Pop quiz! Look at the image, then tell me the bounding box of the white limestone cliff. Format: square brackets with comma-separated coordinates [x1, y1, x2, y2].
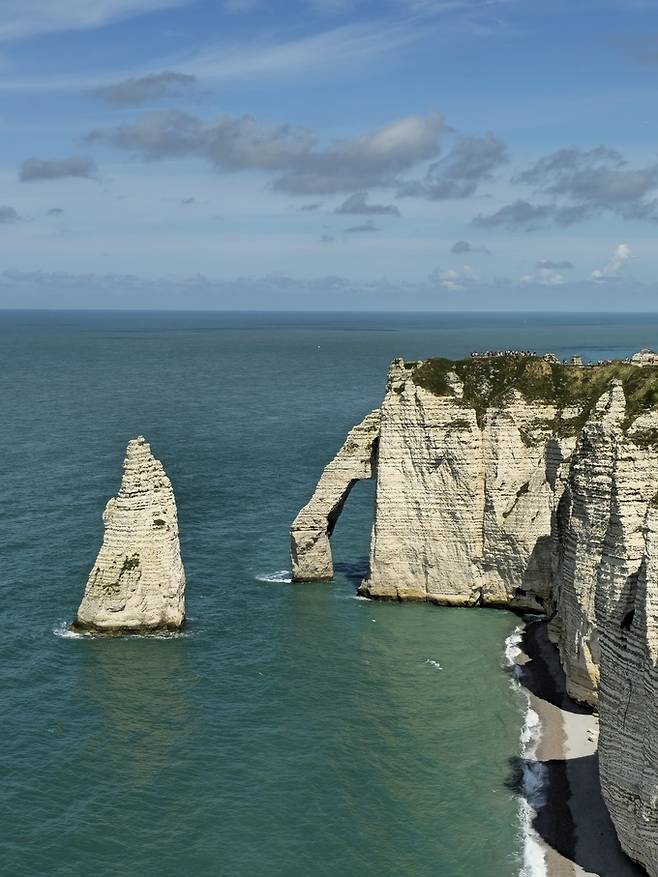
[550, 382, 626, 705]
[290, 354, 658, 875]
[357, 360, 574, 609]
[73, 436, 186, 634]
[290, 409, 380, 581]
[551, 399, 658, 707]
[360, 359, 485, 603]
[599, 501, 658, 877]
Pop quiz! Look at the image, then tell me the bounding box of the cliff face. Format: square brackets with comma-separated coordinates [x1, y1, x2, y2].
[358, 359, 576, 608]
[361, 360, 486, 604]
[549, 382, 626, 705]
[291, 354, 658, 876]
[598, 502, 658, 877]
[73, 436, 186, 634]
[552, 399, 658, 707]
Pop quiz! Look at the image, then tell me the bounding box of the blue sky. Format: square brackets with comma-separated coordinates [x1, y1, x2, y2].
[2, 0, 658, 309]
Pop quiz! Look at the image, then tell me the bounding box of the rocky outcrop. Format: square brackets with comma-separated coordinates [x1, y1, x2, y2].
[290, 409, 380, 580]
[73, 436, 186, 634]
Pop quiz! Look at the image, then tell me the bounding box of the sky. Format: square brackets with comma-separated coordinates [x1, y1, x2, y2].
[2, 0, 658, 309]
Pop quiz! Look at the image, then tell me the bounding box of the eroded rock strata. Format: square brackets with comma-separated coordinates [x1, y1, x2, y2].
[599, 504, 658, 877]
[360, 359, 575, 608]
[73, 436, 186, 634]
[291, 354, 658, 875]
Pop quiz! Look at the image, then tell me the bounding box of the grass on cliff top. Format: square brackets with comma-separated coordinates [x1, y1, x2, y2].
[412, 356, 658, 430]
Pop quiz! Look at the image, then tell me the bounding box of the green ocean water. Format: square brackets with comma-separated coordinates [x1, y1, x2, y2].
[3, 310, 658, 877]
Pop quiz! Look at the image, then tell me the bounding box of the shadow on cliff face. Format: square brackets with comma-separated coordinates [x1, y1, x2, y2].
[509, 752, 647, 877]
[518, 620, 591, 714]
[519, 535, 556, 609]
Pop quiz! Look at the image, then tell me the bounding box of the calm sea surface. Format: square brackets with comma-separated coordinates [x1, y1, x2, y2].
[2, 310, 657, 877]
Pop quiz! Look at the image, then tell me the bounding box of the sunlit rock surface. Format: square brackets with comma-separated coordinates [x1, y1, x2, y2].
[73, 436, 186, 634]
[290, 409, 380, 581]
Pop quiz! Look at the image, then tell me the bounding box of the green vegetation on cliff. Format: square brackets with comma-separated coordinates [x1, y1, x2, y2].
[412, 355, 658, 431]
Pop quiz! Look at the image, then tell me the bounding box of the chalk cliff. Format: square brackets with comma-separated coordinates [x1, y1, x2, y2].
[291, 353, 658, 875]
[549, 381, 626, 705]
[73, 436, 186, 634]
[599, 502, 658, 877]
[359, 358, 575, 609]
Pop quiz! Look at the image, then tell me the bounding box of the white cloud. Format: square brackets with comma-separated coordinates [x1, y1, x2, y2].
[0, 205, 21, 223]
[429, 264, 479, 289]
[93, 71, 197, 105]
[520, 268, 566, 286]
[185, 20, 423, 83]
[591, 242, 631, 282]
[0, 20, 422, 91]
[0, 0, 192, 41]
[86, 109, 444, 195]
[20, 156, 97, 182]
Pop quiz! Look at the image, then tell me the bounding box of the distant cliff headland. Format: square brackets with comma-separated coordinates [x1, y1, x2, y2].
[291, 350, 658, 877]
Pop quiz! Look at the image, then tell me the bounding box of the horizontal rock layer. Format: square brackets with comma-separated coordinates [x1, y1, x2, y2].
[598, 504, 658, 877]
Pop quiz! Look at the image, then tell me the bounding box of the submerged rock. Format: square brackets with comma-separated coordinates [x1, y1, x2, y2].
[72, 436, 186, 634]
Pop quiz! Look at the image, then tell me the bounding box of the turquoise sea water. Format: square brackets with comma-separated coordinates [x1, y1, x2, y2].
[3, 310, 658, 877]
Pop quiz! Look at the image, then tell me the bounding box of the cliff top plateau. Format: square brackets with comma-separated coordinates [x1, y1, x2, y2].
[409, 353, 658, 431]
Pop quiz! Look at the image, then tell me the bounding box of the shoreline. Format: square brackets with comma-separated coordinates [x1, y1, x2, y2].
[514, 619, 645, 877]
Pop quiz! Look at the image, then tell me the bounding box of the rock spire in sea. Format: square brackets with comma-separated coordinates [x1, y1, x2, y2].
[73, 436, 186, 634]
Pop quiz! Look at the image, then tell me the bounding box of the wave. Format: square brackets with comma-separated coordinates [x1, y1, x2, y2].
[505, 623, 548, 877]
[255, 570, 293, 584]
[52, 620, 191, 640]
[425, 658, 443, 670]
[52, 621, 87, 639]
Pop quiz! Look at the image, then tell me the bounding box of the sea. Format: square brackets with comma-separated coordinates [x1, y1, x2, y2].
[2, 310, 657, 877]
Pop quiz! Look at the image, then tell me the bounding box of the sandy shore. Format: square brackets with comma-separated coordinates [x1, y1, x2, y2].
[515, 619, 646, 877]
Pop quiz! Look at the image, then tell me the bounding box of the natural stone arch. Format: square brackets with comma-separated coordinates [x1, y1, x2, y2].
[290, 409, 380, 581]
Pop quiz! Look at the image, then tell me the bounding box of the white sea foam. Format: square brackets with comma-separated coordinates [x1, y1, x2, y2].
[255, 570, 293, 584]
[505, 624, 549, 877]
[52, 620, 191, 640]
[52, 621, 87, 639]
[425, 658, 443, 670]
